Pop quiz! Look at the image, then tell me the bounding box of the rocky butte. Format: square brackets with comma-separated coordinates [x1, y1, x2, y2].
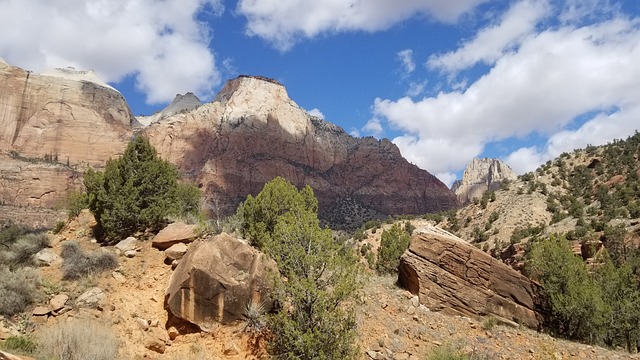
[451, 158, 517, 204]
[144, 75, 459, 228]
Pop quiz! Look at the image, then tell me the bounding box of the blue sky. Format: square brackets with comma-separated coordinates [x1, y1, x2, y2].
[1, 0, 640, 186]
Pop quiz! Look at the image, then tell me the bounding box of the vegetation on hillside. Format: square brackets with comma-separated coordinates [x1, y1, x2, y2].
[83, 136, 201, 242]
[237, 177, 363, 359]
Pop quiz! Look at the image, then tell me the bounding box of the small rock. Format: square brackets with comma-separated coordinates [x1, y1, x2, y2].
[529, 349, 535, 354]
[366, 350, 379, 359]
[136, 318, 150, 331]
[112, 271, 126, 283]
[171, 259, 179, 270]
[432, 341, 442, 346]
[115, 236, 138, 253]
[49, 294, 69, 312]
[124, 249, 137, 258]
[167, 326, 179, 340]
[223, 341, 240, 355]
[32, 306, 50, 316]
[76, 287, 105, 308]
[406, 306, 415, 315]
[165, 243, 188, 261]
[394, 353, 409, 360]
[144, 338, 165, 354]
[34, 248, 61, 266]
[410, 296, 419, 307]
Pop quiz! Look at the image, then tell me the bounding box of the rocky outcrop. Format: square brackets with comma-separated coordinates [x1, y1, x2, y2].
[151, 222, 198, 250]
[165, 233, 275, 329]
[0, 154, 82, 208]
[136, 92, 202, 126]
[0, 60, 133, 167]
[452, 158, 516, 204]
[145, 76, 458, 228]
[398, 226, 540, 328]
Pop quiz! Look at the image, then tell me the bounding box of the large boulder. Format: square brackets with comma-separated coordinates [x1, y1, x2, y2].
[165, 233, 275, 330]
[398, 226, 540, 328]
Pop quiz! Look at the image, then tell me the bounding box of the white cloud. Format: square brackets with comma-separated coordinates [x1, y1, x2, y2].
[0, 0, 223, 104]
[362, 118, 384, 137]
[373, 15, 640, 176]
[397, 49, 415, 75]
[428, 0, 550, 75]
[237, 0, 489, 51]
[406, 80, 427, 97]
[308, 108, 325, 119]
[435, 172, 458, 188]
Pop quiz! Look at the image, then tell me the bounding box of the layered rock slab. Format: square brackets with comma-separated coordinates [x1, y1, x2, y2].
[165, 233, 275, 330]
[398, 226, 540, 328]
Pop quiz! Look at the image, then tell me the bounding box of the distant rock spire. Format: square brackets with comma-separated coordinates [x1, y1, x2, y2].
[452, 158, 517, 203]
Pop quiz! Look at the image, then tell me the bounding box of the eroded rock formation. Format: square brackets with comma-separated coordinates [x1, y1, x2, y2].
[0, 59, 133, 167]
[398, 226, 540, 328]
[165, 233, 275, 329]
[145, 76, 458, 228]
[451, 158, 516, 204]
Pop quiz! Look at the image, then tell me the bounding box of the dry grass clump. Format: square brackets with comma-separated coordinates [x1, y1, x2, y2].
[0, 222, 50, 269]
[36, 318, 119, 360]
[60, 241, 117, 280]
[0, 265, 40, 316]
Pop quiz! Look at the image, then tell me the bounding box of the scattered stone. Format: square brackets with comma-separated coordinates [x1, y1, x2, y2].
[112, 271, 126, 283]
[115, 236, 138, 253]
[410, 296, 420, 307]
[223, 341, 240, 356]
[34, 248, 61, 266]
[171, 259, 179, 270]
[165, 243, 188, 261]
[150, 319, 159, 327]
[167, 326, 179, 340]
[75, 287, 105, 308]
[366, 350, 379, 359]
[49, 294, 68, 312]
[32, 306, 50, 316]
[406, 306, 416, 315]
[136, 318, 150, 331]
[144, 338, 165, 354]
[151, 222, 198, 250]
[124, 250, 137, 258]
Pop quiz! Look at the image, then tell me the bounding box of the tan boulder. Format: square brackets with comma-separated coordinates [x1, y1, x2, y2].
[152, 222, 198, 250]
[165, 233, 275, 330]
[165, 242, 188, 261]
[398, 226, 540, 328]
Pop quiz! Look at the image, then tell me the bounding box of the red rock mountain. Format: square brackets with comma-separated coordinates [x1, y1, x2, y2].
[0, 61, 457, 227]
[144, 76, 458, 228]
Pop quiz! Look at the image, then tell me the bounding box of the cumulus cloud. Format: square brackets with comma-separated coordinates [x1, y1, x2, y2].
[308, 108, 325, 119]
[362, 118, 384, 137]
[373, 8, 640, 179]
[237, 0, 488, 51]
[0, 0, 223, 104]
[427, 0, 550, 75]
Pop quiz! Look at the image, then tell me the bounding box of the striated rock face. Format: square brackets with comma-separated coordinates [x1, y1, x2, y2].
[0, 154, 82, 208]
[451, 158, 516, 204]
[398, 226, 540, 328]
[0, 60, 133, 167]
[165, 233, 275, 329]
[145, 76, 458, 228]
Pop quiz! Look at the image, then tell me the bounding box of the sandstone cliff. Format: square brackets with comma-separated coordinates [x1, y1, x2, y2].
[145, 75, 458, 228]
[0, 59, 133, 167]
[451, 158, 516, 203]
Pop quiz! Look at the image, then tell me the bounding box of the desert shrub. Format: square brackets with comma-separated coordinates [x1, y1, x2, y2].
[377, 223, 411, 274]
[36, 318, 119, 360]
[65, 190, 89, 219]
[243, 301, 266, 334]
[1, 335, 36, 354]
[425, 345, 469, 360]
[52, 220, 66, 234]
[526, 235, 607, 342]
[60, 242, 117, 280]
[0, 265, 40, 316]
[482, 316, 497, 331]
[240, 178, 363, 359]
[404, 221, 415, 236]
[84, 136, 201, 242]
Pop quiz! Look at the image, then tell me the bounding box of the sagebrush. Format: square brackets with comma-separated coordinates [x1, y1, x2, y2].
[61, 241, 118, 280]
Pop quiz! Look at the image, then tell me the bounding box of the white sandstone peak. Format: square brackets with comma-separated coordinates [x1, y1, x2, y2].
[39, 66, 117, 92]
